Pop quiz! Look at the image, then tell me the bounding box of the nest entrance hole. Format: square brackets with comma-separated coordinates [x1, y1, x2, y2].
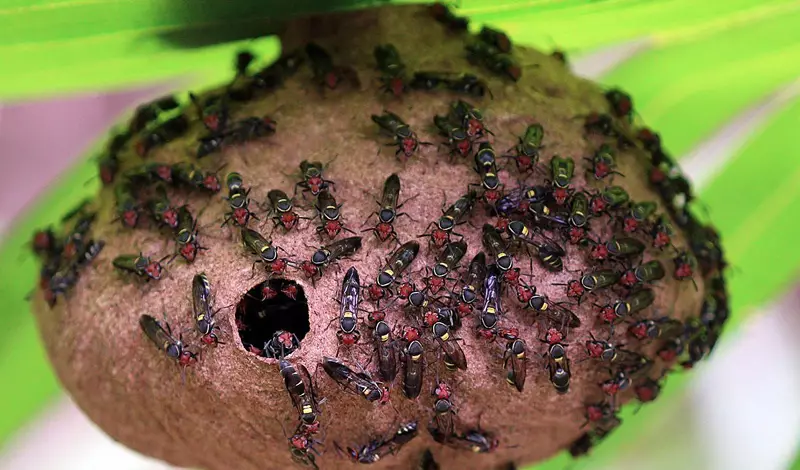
[236, 278, 309, 357]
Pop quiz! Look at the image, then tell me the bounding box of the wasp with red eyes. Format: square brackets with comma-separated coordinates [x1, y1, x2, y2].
[650, 215, 673, 249]
[363, 173, 415, 244]
[286, 429, 322, 470]
[457, 251, 486, 316]
[336, 267, 362, 349]
[266, 189, 304, 232]
[218, 115, 277, 149]
[420, 191, 476, 247]
[300, 236, 363, 283]
[433, 114, 472, 159]
[472, 142, 504, 203]
[113, 253, 166, 281]
[295, 160, 336, 198]
[314, 189, 354, 239]
[478, 26, 512, 53]
[173, 206, 206, 263]
[171, 162, 222, 193]
[476, 264, 503, 340]
[560, 269, 620, 303]
[589, 236, 645, 263]
[306, 42, 359, 91]
[322, 356, 384, 402]
[426, 240, 467, 294]
[264, 330, 301, 358]
[145, 185, 179, 230]
[31, 227, 58, 258]
[605, 88, 634, 120]
[241, 227, 285, 274]
[371, 111, 429, 161]
[375, 241, 420, 298]
[134, 114, 189, 157]
[222, 172, 258, 228]
[619, 260, 665, 288]
[192, 273, 224, 346]
[114, 183, 141, 228]
[128, 95, 179, 134]
[139, 314, 197, 373]
[374, 44, 407, 97]
[590, 185, 630, 215]
[582, 112, 615, 137]
[628, 316, 684, 341]
[241, 50, 303, 98]
[597, 288, 656, 328]
[449, 99, 491, 139]
[586, 144, 623, 180]
[565, 191, 590, 244]
[549, 155, 575, 205]
[189, 91, 230, 136]
[279, 359, 321, 431]
[621, 201, 657, 234]
[504, 124, 543, 174]
[429, 2, 469, 32]
[465, 40, 521, 82]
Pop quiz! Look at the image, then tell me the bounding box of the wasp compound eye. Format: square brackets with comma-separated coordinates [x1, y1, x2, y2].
[237, 279, 309, 358]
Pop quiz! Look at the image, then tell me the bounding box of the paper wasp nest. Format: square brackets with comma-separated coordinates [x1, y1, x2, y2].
[30, 4, 728, 470]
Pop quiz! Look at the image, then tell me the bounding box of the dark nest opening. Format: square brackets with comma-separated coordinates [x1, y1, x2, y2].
[236, 278, 310, 358]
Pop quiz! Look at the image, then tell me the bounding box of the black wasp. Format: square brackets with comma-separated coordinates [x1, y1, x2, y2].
[336, 267, 362, 347]
[139, 314, 197, 370]
[363, 173, 414, 243]
[321, 356, 384, 403]
[192, 273, 223, 346]
[300, 236, 363, 282]
[279, 359, 320, 431]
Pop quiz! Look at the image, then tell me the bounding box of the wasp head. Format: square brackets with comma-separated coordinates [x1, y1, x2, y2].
[122, 210, 139, 228]
[280, 212, 298, 230]
[144, 261, 163, 280]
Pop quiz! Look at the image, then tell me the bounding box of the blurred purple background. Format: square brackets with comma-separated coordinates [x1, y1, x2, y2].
[0, 87, 168, 235]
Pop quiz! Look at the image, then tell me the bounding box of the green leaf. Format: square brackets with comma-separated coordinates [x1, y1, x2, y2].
[600, 9, 800, 155]
[699, 98, 800, 330]
[0, 157, 98, 445]
[475, 0, 796, 51]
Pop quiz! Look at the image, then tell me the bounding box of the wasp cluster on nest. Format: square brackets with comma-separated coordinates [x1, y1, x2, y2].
[29, 3, 728, 470]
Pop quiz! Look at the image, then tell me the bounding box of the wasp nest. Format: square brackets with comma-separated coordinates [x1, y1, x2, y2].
[30, 4, 728, 470]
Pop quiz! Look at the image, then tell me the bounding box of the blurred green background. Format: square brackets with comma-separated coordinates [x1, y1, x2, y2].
[1, 0, 799, 468]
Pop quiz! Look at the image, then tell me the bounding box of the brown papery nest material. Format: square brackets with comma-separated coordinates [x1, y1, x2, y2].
[31, 4, 729, 470]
